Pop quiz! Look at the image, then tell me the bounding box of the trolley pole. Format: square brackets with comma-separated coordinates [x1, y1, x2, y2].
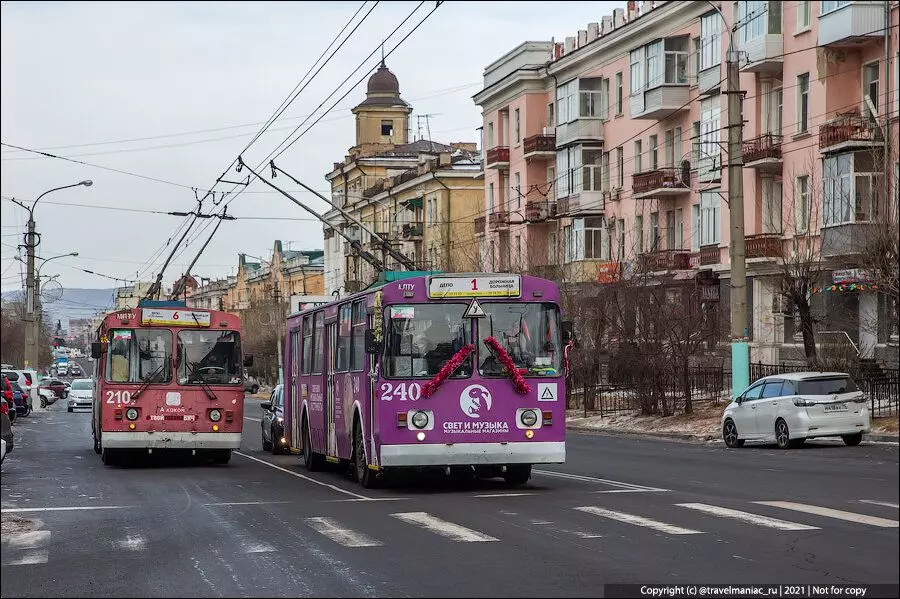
[726, 40, 748, 396]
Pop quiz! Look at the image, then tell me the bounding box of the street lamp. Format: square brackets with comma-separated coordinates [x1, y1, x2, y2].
[10, 180, 92, 369]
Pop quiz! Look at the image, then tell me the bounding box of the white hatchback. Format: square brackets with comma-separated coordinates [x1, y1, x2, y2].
[67, 378, 94, 412]
[722, 372, 870, 449]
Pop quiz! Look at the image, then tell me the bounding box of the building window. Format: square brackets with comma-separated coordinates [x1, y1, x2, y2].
[797, 73, 809, 133]
[617, 219, 625, 259]
[663, 37, 689, 85]
[649, 135, 658, 170]
[762, 178, 783, 234]
[700, 12, 721, 71]
[649, 212, 660, 251]
[761, 80, 783, 134]
[691, 204, 700, 251]
[381, 120, 394, 136]
[489, 183, 495, 212]
[797, 0, 810, 29]
[674, 127, 682, 165]
[547, 166, 556, 202]
[863, 62, 879, 111]
[600, 77, 610, 119]
[739, 0, 778, 44]
[635, 215, 644, 254]
[691, 120, 701, 166]
[666, 210, 676, 250]
[616, 147, 624, 189]
[700, 96, 721, 173]
[824, 152, 883, 225]
[514, 172, 521, 209]
[821, 0, 850, 15]
[514, 108, 520, 143]
[557, 79, 578, 124]
[634, 140, 643, 174]
[630, 47, 645, 96]
[556, 146, 583, 198]
[675, 208, 684, 250]
[700, 190, 721, 246]
[615, 72, 623, 115]
[547, 103, 554, 129]
[795, 175, 811, 233]
[487, 122, 494, 149]
[664, 129, 674, 168]
[601, 151, 610, 192]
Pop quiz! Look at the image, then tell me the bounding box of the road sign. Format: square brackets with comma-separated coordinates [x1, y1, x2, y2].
[463, 299, 486, 318]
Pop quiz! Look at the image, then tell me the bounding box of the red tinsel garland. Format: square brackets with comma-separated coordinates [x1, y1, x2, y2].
[421, 344, 475, 398]
[483, 336, 531, 395]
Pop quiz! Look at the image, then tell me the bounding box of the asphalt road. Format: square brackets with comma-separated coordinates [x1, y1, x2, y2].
[2, 389, 898, 598]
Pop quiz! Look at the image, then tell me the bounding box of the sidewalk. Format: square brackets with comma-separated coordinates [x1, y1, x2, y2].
[566, 402, 900, 444]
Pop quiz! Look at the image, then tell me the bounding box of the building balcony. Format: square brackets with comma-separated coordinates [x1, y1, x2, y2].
[632, 167, 690, 198]
[525, 200, 551, 222]
[742, 134, 783, 172]
[486, 146, 510, 169]
[523, 133, 557, 159]
[698, 66, 721, 97]
[630, 85, 691, 120]
[739, 34, 783, 73]
[556, 190, 605, 216]
[700, 244, 721, 266]
[818, 1, 886, 47]
[819, 112, 880, 153]
[640, 250, 692, 272]
[401, 222, 423, 240]
[745, 233, 782, 259]
[344, 280, 364, 294]
[489, 211, 510, 230]
[475, 216, 486, 236]
[555, 119, 603, 148]
[821, 222, 877, 259]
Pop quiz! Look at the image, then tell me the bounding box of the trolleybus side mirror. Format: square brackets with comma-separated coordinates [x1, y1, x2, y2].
[364, 329, 382, 355]
[260, 401, 272, 411]
[243, 354, 254, 367]
[91, 342, 102, 359]
[562, 321, 575, 343]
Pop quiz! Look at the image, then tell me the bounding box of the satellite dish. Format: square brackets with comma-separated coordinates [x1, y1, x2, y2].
[41, 280, 64, 303]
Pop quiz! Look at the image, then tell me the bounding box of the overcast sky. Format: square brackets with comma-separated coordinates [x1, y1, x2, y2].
[1, 0, 621, 295]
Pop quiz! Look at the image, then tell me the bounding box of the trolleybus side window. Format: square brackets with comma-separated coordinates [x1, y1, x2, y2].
[301, 315, 312, 374]
[312, 312, 325, 374]
[106, 328, 173, 383]
[177, 330, 242, 385]
[478, 302, 562, 377]
[350, 300, 366, 371]
[383, 304, 471, 378]
[337, 304, 351, 372]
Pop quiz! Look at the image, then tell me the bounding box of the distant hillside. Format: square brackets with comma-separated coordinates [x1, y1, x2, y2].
[2, 287, 116, 327]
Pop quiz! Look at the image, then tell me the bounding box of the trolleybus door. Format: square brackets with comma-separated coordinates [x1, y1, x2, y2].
[290, 328, 300, 451]
[325, 321, 338, 458]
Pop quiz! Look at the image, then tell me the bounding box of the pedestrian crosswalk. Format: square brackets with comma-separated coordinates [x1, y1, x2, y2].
[2, 497, 896, 566]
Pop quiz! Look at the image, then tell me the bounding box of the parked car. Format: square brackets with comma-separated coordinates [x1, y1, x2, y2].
[10, 381, 30, 416]
[260, 384, 287, 454]
[1, 397, 13, 462]
[722, 372, 870, 450]
[40, 378, 68, 400]
[244, 375, 260, 395]
[2, 376, 17, 424]
[67, 378, 94, 412]
[2, 369, 36, 396]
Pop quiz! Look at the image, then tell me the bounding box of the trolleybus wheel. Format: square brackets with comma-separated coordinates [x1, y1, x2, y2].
[101, 447, 118, 466]
[214, 450, 232, 465]
[302, 415, 323, 472]
[353, 422, 377, 489]
[93, 435, 101, 454]
[261, 425, 273, 452]
[503, 464, 532, 485]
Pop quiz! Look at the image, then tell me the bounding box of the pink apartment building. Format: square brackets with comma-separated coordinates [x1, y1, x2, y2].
[475, 0, 899, 365]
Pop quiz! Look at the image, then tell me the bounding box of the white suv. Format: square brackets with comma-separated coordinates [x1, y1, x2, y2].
[722, 372, 870, 450]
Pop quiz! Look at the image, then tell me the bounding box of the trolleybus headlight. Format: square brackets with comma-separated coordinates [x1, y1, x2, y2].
[209, 409, 222, 422]
[125, 408, 139, 421]
[411, 410, 429, 429]
[520, 409, 538, 427]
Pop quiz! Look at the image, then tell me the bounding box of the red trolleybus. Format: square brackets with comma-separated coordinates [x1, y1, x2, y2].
[284, 272, 571, 488]
[90, 300, 249, 466]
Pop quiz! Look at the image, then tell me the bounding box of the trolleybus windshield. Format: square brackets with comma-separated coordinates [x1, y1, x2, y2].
[383, 304, 471, 378]
[478, 302, 562, 377]
[107, 328, 173, 383]
[177, 330, 243, 385]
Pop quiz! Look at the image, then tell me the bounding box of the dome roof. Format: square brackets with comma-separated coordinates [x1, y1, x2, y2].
[367, 61, 400, 95]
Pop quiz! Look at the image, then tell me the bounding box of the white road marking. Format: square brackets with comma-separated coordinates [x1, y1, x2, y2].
[534, 469, 669, 492]
[575, 506, 703, 535]
[391, 512, 498, 542]
[1, 505, 132, 513]
[4, 550, 49, 566]
[305, 517, 383, 548]
[242, 542, 276, 553]
[116, 534, 147, 551]
[677, 503, 820, 531]
[473, 492, 537, 498]
[7, 530, 51, 549]
[203, 501, 292, 506]
[859, 500, 900, 509]
[244, 416, 261, 422]
[755, 501, 900, 528]
[324, 497, 407, 503]
[234, 451, 372, 501]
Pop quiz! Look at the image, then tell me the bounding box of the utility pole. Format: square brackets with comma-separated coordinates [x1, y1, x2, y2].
[725, 28, 748, 396]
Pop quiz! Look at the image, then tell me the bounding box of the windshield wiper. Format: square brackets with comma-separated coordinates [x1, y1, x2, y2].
[132, 361, 168, 400]
[185, 360, 218, 400]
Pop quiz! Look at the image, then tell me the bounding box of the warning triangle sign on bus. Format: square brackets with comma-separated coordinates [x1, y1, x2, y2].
[463, 298, 486, 318]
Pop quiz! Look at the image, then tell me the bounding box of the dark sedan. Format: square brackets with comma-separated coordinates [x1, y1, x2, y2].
[260, 384, 287, 454]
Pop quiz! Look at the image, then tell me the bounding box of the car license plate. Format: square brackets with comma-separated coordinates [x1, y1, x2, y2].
[824, 403, 848, 412]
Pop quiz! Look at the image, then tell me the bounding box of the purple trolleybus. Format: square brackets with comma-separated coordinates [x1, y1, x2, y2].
[283, 272, 570, 488]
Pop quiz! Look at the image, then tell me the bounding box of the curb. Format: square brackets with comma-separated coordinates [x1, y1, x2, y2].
[567, 423, 899, 444]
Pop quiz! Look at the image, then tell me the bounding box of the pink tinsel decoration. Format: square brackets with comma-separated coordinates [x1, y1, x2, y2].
[421, 344, 475, 398]
[483, 336, 531, 395]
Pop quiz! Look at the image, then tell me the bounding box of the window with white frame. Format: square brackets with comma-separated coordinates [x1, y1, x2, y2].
[674, 127, 683, 165]
[514, 108, 520, 144]
[630, 47, 645, 95]
[489, 183, 495, 212]
[739, 0, 775, 44]
[797, 73, 809, 133]
[577, 217, 608, 260]
[600, 77, 610, 119]
[761, 79, 783, 134]
[635, 214, 644, 254]
[649, 212, 660, 251]
[547, 166, 556, 202]
[821, 0, 850, 14]
[547, 103, 554, 129]
[487, 122, 494, 149]
[580, 78, 604, 119]
[649, 135, 658, 170]
[663, 37, 689, 85]
[556, 79, 577, 125]
[615, 72, 623, 115]
[823, 152, 884, 225]
[675, 207, 684, 250]
[700, 12, 721, 71]
[556, 146, 583, 198]
[762, 177, 783, 234]
[664, 129, 674, 168]
[691, 120, 701, 166]
[797, 0, 810, 30]
[795, 175, 811, 233]
[691, 204, 700, 251]
[692, 36, 701, 82]
[601, 151, 610, 192]
[700, 96, 721, 170]
[616, 147, 624, 189]
[863, 62, 879, 111]
[700, 190, 721, 246]
[666, 210, 676, 250]
[634, 140, 643, 174]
